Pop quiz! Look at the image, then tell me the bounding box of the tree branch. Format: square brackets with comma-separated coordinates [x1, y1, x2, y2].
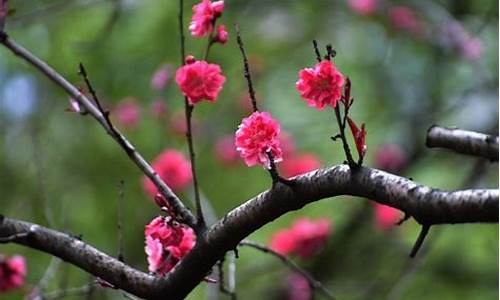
[1, 165, 496, 299]
[0, 32, 197, 229]
[426, 125, 499, 161]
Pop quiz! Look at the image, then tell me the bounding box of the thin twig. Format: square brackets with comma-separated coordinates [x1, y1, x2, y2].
[117, 180, 125, 262]
[312, 40, 322, 63]
[0, 34, 197, 228]
[178, 0, 205, 229]
[235, 24, 258, 112]
[239, 240, 336, 300]
[334, 106, 356, 166]
[409, 224, 431, 258]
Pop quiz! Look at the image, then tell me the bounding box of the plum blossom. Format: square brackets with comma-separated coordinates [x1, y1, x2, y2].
[150, 99, 166, 118]
[144, 217, 196, 274]
[347, 116, 367, 160]
[142, 149, 192, 196]
[114, 98, 141, 128]
[347, 0, 377, 16]
[270, 218, 331, 259]
[389, 6, 421, 34]
[214, 25, 228, 44]
[296, 60, 345, 110]
[373, 203, 401, 230]
[215, 136, 239, 165]
[280, 153, 321, 178]
[374, 144, 407, 173]
[279, 131, 296, 158]
[287, 273, 312, 300]
[235, 111, 283, 169]
[175, 59, 226, 105]
[0, 255, 26, 292]
[151, 64, 171, 90]
[189, 0, 224, 37]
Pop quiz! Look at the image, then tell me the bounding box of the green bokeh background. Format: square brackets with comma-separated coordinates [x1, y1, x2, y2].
[0, 0, 498, 299]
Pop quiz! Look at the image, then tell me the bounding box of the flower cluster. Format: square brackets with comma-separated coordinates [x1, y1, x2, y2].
[0, 255, 26, 292]
[235, 111, 283, 169]
[144, 216, 196, 274]
[269, 218, 331, 259]
[189, 0, 225, 38]
[143, 149, 192, 196]
[296, 60, 345, 110]
[175, 58, 226, 105]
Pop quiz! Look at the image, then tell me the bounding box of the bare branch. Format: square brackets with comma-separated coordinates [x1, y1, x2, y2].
[239, 240, 335, 300]
[426, 125, 499, 161]
[0, 33, 197, 229]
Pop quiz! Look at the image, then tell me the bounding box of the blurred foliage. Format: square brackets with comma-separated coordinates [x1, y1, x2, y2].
[0, 0, 498, 299]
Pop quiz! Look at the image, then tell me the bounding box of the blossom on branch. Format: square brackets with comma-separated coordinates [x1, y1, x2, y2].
[142, 149, 192, 196]
[347, 116, 367, 160]
[296, 61, 345, 110]
[144, 217, 196, 274]
[214, 24, 228, 44]
[0, 255, 26, 292]
[189, 0, 224, 37]
[235, 111, 283, 169]
[270, 218, 331, 259]
[175, 59, 226, 105]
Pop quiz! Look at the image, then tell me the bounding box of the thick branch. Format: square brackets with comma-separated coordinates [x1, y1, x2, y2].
[426, 125, 499, 161]
[0, 33, 197, 228]
[2, 166, 495, 299]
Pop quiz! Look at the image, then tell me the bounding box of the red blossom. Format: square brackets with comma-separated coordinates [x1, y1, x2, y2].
[0, 255, 27, 292]
[373, 203, 401, 231]
[114, 98, 141, 128]
[235, 111, 283, 169]
[287, 273, 312, 300]
[215, 136, 239, 165]
[189, 0, 224, 37]
[347, 116, 367, 161]
[214, 24, 228, 44]
[144, 217, 196, 275]
[374, 144, 407, 173]
[151, 64, 171, 91]
[175, 59, 226, 105]
[296, 60, 345, 110]
[347, 0, 377, 16]
[269, 218, 331, 259]
[280, 153, 322, 179]
[142, 149, 192, 196]
[389, 6, 421, 34]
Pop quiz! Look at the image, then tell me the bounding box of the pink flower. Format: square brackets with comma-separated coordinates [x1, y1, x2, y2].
[389, 6, 420, 33]
[151, 64, 171, 90]
[214, 25, 228, 44]
[374, 144, 407, 173]
[215, 136, 239, 165]
[373, 203, 401, 230]
[296, 61, 345, 110]
[270, 218, 331, 259]
[189, 0, 224, 37]
[235, 111, 283, 169]
[142, 149, 192, 196]
[460, 36, 482, 61]
[287, 273, 312, 300]
[280, 154, 321, 178]
[114, 98, 141, 128]
[150, 99, 167, 118]
[347, 0, 377, 16]
[0, 255, 27, 292]
[347, 117, 367, 160]
[175, 59, 226, 105]
[144, 217, 196, 275]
